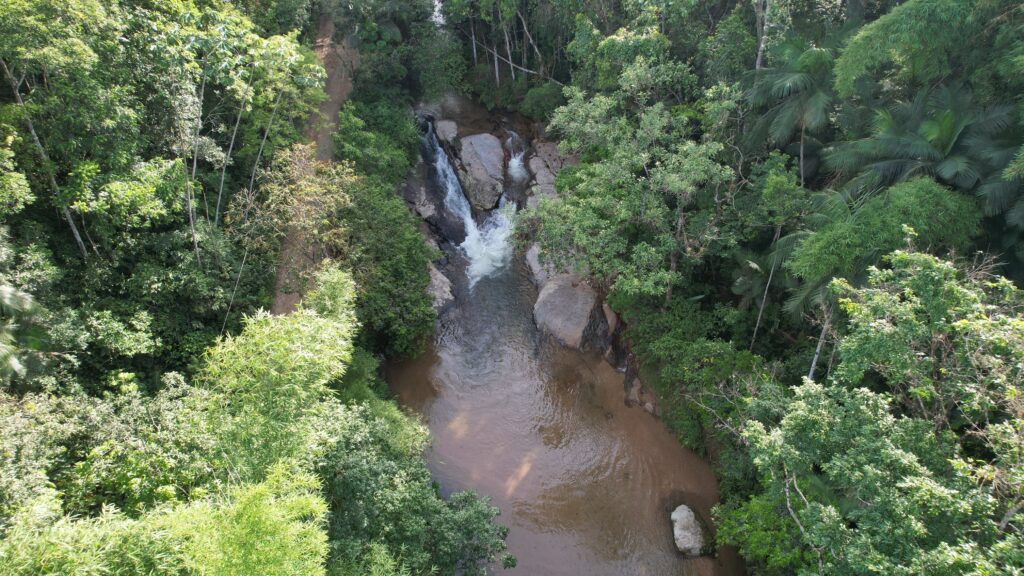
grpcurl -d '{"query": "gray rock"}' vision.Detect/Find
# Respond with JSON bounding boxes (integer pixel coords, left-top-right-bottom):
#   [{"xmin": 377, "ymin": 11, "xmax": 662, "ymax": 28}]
[
  {"xmin": 458, "ymin": 133, "xmax": 505, "ymax": 212},
  {"xmin": 427, "ymin": 263, "xmax": 453, "ymax": 312},
  {"xmin": 533, "ymin": 275, "xmax": 607, "ymax": 350},
  {"xmin": 671, "ymin": 505, "xmax": 705, "ymax": 557},
  {"xmin": 525, "ymin": 243, "xmax": 554, "ymax": 288},
  {"xmin": 603, "ymin": 303, "xmax": 619, "ymax": 336},
  {"xmin": 525, "ymin": 141, "xmax": 577, "ymax": 208},
  {"xmin": 435, "ymin": 120, "xmax": 458, "ymax": 146},
  {"xmin": 403, "ymin": 160, "xmax": 465, "ymax": 244}
]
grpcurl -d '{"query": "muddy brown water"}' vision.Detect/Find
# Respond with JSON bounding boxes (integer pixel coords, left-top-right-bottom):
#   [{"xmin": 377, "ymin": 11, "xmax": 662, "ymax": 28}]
[{"xmin": 387, "ymin": 255, "xmax": 743, "ymax": 576}]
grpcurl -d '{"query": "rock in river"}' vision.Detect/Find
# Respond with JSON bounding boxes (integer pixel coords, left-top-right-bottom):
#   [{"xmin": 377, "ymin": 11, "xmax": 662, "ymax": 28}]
[
  {"xmin": 428, "ymin": 263, "xmax": 454, "ymax": 312},
  {"xmin": 458, "ymin": 133, "xmax": 505, "ymax": 212},
  {"xmin": 670, "ymin": 504, "xmax": 704, "ymax": 557},
  {"xmin": 533, "ymin": 274, "xmax": 607, "ymax": 350}
]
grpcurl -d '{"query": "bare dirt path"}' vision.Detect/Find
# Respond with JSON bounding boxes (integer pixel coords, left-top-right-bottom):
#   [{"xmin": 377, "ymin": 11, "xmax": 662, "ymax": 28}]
[{"xmin": 271, "ymin": 13, "xmax": 359, "ymax": 314}]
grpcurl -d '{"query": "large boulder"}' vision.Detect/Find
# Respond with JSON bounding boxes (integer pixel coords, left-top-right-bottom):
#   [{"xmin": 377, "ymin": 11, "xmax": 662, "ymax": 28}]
[
  {"xmin": 670, "ymin": 505, "xmax": 705, "ymax": 557},
  {"xmin": 527, "ymin": 141, "xmax": 578, "ymax": 209},
  {"xmin": 435, "ymin": 119, "xmax": 458, "ymax": 146},
  {"xmin": 458, "ymin": 133, "xmax": 505, "ymax": 212},
  {"xmin": 533, "ymin": 275, "xmax": 607, "ymax": 350},
  {"xmin": 525, "ymin": 243, "xmax": 554, "ymax": 288},
  {"xmin": 427, "ymin": 263, "xmax": 453, "ymax": 312}
]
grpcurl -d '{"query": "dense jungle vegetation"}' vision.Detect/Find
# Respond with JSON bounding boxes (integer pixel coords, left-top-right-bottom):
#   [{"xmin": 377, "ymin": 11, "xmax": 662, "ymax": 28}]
[{"xmin": 1, "ymin": 0, "xmax": 1022, "ymax": 575}]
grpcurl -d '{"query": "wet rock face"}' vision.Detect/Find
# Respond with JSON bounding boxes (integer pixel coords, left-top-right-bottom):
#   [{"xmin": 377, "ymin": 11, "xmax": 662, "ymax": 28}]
[
  {"xmin": 670, "ymin": 505, "xmax": 705, "ymax": 557},
  {"xmin": 533, "ymin": 274, "xmax": 608, "ymax": 350},
  {"xmin": 403, "ymin": 159, "xmax": 467, "ymax": 245},
  {"xmin": 457, "ymin": 133, "xmax": 505, "ymax": 212}
]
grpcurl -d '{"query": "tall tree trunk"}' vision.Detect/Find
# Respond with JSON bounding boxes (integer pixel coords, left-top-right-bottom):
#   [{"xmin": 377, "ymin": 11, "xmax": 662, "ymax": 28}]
[
  {"xmin": 1, "ymin": 59, "xmax": 88, "ymax": 258},
  {"xmin": 664, "ymin": 207, "xmax": 687, "ymax": 306},
  {"xmin": 503, "ymin": 23, "xmax": 515, "ymax": 81},
  {"xmin": 221, "ymin": 246, "xmax": 248, "ymax": 335},
  {"xmin": 216, "ymin": 63, "xmax": 257, "ymax": 226},
  {"xmin": 518, "ymin": 10, "xmax": 546, "ymax": 76},
  {"xmin": 799, "ymin": 125, "xmax": 806, "ymax": 188},
  {"xmin": 807, "ymin": 307, "xmax": 830, "ymax": 380},
  {"xmin": 248, "ymin": 90, "xmax": 284, "ymax": 193},
  {"xmin": 750, "ymin": 224, "xmax": 783, "ymax": 350},
  {"xmin": 470, "ymin": 19, "xmax": 478, "ymax": 66},
  {"xmin": 186, "ymin": 58, "xmax": 208, "ymax": 263},
  {"xmin": 493, "ymin": 39, "xmax": 500, "ymax": 85},
  {"xmin": 755, "ymin": 0, "xmax": 771, "ymax": 70}
]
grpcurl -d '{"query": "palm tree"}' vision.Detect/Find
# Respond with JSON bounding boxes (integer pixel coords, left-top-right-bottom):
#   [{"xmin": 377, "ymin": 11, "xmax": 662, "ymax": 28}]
[
  {"xmin": 826, "ymin": 85, "xmax": 1017, "ymax": 201},
  {"xmin": 0, "ymin": 283, "xmax": 39, "ymax": 383},
  {"xmin": 747, "ymin": 40, "xmax": 836, "ymax": 186}
]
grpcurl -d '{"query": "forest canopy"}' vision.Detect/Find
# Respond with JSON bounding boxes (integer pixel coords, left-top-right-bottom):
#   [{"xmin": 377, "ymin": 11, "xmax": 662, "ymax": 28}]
[{"xmin": 1, "ymin": 0, "xmax": 1022, "ymax": 575}]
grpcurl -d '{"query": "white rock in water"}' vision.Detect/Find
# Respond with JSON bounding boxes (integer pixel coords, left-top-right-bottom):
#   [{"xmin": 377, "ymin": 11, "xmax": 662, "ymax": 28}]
[
  {"xmin": 671, "ymin": 505, "xmax": 704, "ymax": 557},
  {"xmin": 427, "ymin": 263, "xmax": 453, "ymax": 311}
]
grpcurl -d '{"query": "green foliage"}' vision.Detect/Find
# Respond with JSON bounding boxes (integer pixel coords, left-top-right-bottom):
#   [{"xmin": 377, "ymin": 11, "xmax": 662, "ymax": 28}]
[
  {"xmin": 334, "ymin": 102, "xmax": 419, "ymax": 186},
  {"xmin": 0, "ymin": 126, "xmax": 32, "ymax": 219},
  {"xmin": 330, "ymin": 102, "xmax": 436, "ymax": 356},
  {"xmin": 0, "ymin": 463, "xmax": 328, "ymax": 576},
  {"xmin": 697, "ymin": 5, "xmax": 757, "ymax": 85},
  {"xmin": 834, "ymin": 0, "xmax": 979, "ymax": 97},
  {"xmin": 203, "ymin": 264, "xmax": 357, "ymax": 481},
  {"xmin": 317, "ymin": 402, "xmax": 510, "ymax": 576},
  {"xmin": 518, "ymin": 81, "xmax": 566, "ymax": 121},
  {"xmin": 341, "ymin": 179, "xmax": 437, "ymax": 356},
  {"xmin": 739, "ymin": 380, "xmax": 999, "ymax": 575},
  {"xmin": 787, "ymin": 178, "xmax": 979, "ymax": 282},
  {"xmin": 164, "ymin": 463, "xmax": 329, "ymax": 576}
]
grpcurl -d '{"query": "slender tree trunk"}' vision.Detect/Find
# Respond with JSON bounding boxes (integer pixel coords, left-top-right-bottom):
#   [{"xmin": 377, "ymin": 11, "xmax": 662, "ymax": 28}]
[
  {"xmin": 186, "ymin": 59, "xmax": 208, "ymax": 263},
  {"xmin": 470, "ymin": 20, "xmax": 478, "ymax": 66},
  {"xmin": 1, "ymin": 59, "xmax": 88, "ymax": 258},
  {"xmin": 503, "ymin": 23, "xmax": 515, "ymax": 81},
  {"xmin": 221, "ymin": 246, "xmax": 248, "ymax": 335},
  {"xmin": 755, "ymin": 0, "xmax": 771, "ymax": 70},
  {"xmin": 750, "ymin": 224, "xmax": 782, "ymax": 350},
  {"xmin": 518, "ymin": 10, "xmax": 546, "ymax": 76},
  {"xmin": 808, "ymin": 307, "xmax": 830, "ymax": 380},
  {"xmin": 493, "ymin": 39, "xmax": 500, "ymax": 85},
  {"xmin": 248, "ymin": 90, "xmax": 284, "ymax": 193},
  {"xmin": 216, "ymin": 63, "xmax": 257, "ymax": 226},
  {"xmin": 799, "ymin": 126, "xmax": 806, "ymax": 188},
  {"xmin": 664, "ymin": 207, "xmax": 687, "ymax": 306}
]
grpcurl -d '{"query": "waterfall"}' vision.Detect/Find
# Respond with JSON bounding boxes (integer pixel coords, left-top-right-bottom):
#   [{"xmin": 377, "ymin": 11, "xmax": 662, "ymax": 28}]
[
  {"xmin": 424, "ymin": 122, "xmax": 514, "ymax": 286},
  {"xmin": 508, "ymin": 151, "xmax": 528, "ymax": 184}
]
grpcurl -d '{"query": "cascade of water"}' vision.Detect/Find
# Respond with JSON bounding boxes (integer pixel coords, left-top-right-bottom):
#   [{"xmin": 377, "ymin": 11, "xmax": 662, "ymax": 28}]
[
  {"xmin": 424, "ymin": 122, "xmax": 513, "ymax": 286},
  {"xmin": 507, "ymin": 151, "xmax": 528, "ymax": 184}
]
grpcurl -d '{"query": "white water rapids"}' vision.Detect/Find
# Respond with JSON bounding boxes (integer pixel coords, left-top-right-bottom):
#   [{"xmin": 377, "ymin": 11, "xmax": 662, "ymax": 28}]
[{"xmin": 425, "ymin": 123, "xmax": 515, "ymax": 286}]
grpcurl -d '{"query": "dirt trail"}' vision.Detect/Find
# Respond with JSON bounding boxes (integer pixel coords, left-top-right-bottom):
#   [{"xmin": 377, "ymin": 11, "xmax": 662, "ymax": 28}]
[{"xmin": 271, "ymin": 13, "xmax": 359, "ymax": 314}]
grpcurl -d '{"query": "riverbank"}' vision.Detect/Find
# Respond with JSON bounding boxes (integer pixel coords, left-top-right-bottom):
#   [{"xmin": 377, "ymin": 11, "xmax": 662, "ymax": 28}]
[{"xmin": 387, "ymin": 100, "xmax": 743, "ymax": 575}]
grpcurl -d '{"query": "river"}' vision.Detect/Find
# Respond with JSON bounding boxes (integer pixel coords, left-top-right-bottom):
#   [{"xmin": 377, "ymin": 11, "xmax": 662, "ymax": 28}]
[{"xmin": 386, "ymin": 124, "xmax": 742, "ymax": 576}]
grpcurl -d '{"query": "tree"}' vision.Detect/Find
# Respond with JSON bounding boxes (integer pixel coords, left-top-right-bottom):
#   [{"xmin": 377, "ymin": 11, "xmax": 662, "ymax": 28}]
[
  {"xmin": 747, "ymin": 40, "xmax": 835, "ymax": 186},
  {"xmin": 826, "ymin": 86, "xmax": 1016, "ymax": 199}
]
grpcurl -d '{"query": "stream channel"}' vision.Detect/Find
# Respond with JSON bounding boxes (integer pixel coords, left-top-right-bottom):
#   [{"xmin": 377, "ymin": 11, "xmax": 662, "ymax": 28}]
[{"xmin": 386, "ymin": 122, "xmax": 742, "ymax": 576}]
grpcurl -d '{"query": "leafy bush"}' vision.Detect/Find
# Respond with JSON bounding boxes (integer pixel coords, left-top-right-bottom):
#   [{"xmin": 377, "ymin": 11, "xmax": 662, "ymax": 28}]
[{"xmin": 518, "ymin": 82, "xmax": 566, "ymax": 121}]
